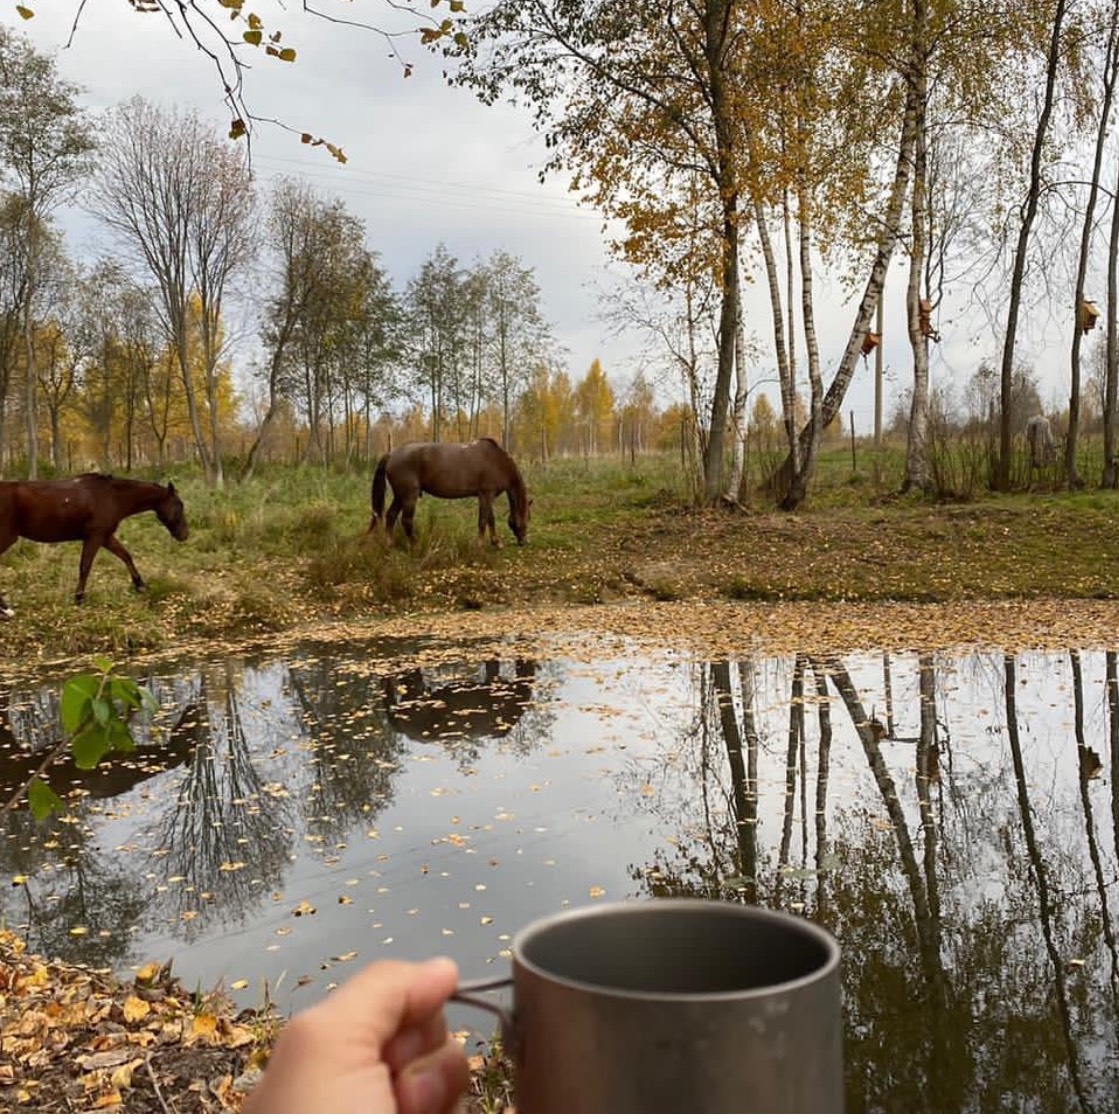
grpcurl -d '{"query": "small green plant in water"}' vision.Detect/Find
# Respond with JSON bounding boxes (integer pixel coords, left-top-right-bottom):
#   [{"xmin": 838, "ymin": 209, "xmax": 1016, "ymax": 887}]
[{"xmin": 23, "ymin": 656, "xmax": 156, "ymax": 820}]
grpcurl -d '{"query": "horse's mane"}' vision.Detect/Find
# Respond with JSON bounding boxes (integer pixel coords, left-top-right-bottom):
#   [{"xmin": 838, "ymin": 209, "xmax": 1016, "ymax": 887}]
[{"xmin": 77, "ymin": 473, "xmax": 169, "ymax": 494}]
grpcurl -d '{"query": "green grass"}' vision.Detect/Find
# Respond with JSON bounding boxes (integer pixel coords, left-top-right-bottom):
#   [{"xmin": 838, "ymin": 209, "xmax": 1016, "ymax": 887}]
[{"xmin": 5, "ymin": 444, "xmax": 1119, "ymax": 664}]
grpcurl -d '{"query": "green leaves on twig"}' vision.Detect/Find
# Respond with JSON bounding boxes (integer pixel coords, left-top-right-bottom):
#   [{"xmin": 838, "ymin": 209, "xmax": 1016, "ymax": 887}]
[{"xmin": 25, "ymin": 657, "xmax": 157, "ymax": 821}]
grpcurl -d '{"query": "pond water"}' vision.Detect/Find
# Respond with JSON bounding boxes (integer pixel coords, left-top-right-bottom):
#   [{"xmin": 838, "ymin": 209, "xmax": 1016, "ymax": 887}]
[{"xmin": 2, "ymin": 632, "xmax": 1119, "ymax": 1111}]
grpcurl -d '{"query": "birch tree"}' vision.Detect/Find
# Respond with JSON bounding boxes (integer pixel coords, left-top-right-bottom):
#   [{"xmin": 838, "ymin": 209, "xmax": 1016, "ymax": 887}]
[
  {"xmin": 1069, "ymin": 0, "xmax": 1119, "ymax": 487},
  {"xmin": 88, "ymin": 98, "xmax": 256, "ymax": 489},
  {"xmin": 0, "ymin": 27, "xmax": 95, "ymax": 478},
  {"xmin": 481, "ymin": 249, "xmax": 551, "ymax": 449},
  {"xmin": 450, "ymin": 0, "xmax": 745, "ymax": 503},
  {"xmin": 406, "ymin": 243, "xmax": 468, "ymax": 441},
  {"xmin": 996, "ymin": 0, "xmax": 1069, "ymax": 490}
]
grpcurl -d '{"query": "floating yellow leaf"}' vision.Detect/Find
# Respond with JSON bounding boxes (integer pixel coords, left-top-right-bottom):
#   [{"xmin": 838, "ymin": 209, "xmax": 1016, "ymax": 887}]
[
  {"xmin": 589, "ymin": 886, "xmax": 606, "ymax": 898},
  {"xmin": 231, "ymin": 979, "xmax": 249, "ymax": 991}
]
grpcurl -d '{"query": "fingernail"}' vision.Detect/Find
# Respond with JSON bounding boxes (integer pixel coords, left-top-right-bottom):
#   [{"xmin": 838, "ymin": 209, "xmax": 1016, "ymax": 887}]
[{"xmin": 402, "ymin": 1067, "xmax": 444, "ymax": 1113}]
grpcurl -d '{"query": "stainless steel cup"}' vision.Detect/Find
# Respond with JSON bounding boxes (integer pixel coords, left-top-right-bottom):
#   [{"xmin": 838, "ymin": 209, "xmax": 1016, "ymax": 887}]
[{"xmin": 454, "ymin": 899, "xmax": 843, "ymax": 1113}]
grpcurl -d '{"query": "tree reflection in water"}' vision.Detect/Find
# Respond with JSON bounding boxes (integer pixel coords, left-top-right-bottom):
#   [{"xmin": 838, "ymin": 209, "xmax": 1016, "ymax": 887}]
[
  {"xmin": 4, "ymin": 640, "xmax": 1119, "ymax": 1110},
  {"xmin": 0, "ymin": 681, "xmax": 201, "ymax": 967},
  {"xmin": 147, "ymin": 663, "xmax": 295, "ymax": 938},
  {"xmin": 283, "ymin": 651, "xmax": 407, "ymax": 849},
  {"xmin": 631, "ymin": 651, "xmax": 1119, "ymax": 1112}
]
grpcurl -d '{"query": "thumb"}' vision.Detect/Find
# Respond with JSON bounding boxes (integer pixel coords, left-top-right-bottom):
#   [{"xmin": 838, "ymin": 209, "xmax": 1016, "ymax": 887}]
[{"xmin": 314, "ymin": 957, "xmax": 460, "ymax": 1052}]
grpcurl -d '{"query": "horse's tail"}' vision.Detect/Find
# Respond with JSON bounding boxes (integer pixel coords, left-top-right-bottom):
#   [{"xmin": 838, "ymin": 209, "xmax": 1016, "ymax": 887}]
[{"xmin": 368, "ymin": 454, "xmax": 389, "ymax": 533}]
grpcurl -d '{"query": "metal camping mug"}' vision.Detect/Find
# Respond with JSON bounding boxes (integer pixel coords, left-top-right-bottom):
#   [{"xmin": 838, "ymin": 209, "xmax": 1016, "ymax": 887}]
[{"xmin": 453, "ymin": 899, "xmax": 844, "ymax": 1113}]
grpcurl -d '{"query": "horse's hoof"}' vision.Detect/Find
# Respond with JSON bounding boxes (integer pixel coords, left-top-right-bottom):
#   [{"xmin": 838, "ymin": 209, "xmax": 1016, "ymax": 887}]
[{"xmin": 0, "ymin": 605, "xmax": 13, "ymax": 620}]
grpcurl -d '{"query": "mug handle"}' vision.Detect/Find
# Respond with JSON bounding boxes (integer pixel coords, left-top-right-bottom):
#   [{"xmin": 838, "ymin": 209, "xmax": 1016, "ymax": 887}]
[{"xmin": 450, "ymin": 975, "xmax": 517, "ymax": 1053}]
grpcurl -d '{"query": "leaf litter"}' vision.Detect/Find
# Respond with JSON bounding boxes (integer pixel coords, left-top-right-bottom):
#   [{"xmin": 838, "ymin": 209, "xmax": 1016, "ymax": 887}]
[{"xmin": 0, "ymin": 930, "xmax": 276, "ymax": 1113}]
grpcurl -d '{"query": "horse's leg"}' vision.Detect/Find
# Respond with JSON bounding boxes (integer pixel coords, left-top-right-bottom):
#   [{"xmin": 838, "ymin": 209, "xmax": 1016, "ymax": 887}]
[
  {"xmin": 476, "ymin": 497, "xmax": 488, "ymax": 547},
  {"xmin": 478, "ymin": 494, "xmax": 499, "ymax": 548},
  {"xmin": 104, "ymin": 534, "xmax": 146, "ymax": 592},
  {"xmin": 400, "ymin": 495, "xmax": 419, "ymax": 544},
  {"xmin": 0, "ymin": 531, "xmax": 16, "ymax": 618},
  {"xmin": 386, "ymin": 496, "xmax": 403, "ymax": 538},
  {"xmin": 75, "ymin": 536, "xmax": 105, "ymax": 604}
]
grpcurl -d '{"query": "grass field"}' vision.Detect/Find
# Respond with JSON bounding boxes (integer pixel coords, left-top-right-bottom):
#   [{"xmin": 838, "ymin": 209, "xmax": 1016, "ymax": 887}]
[{"xmin": 1, "ymin": 446, "xmax": 1118, "ymax": 664}]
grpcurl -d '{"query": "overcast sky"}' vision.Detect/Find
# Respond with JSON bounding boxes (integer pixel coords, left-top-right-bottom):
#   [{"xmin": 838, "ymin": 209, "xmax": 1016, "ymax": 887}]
[{"xmin": 0, "ymin": 1, "xmax": 1085, "ymax": 433}]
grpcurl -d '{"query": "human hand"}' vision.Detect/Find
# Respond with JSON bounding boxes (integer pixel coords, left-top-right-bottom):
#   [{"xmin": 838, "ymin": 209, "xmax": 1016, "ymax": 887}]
[{"xmin": 243, "ymin": 956, "xmax": 469, "ymax": 1114}]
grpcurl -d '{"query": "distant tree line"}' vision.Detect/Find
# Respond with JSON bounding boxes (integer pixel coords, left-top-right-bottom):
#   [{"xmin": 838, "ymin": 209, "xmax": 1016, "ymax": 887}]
[
  {"xmin": 9, "ymin": 0, "xmax": 1119, "ymax": 507},
  {"xmin": 0, "ymin": 29, "xmax": 671, "ymax": 485}
]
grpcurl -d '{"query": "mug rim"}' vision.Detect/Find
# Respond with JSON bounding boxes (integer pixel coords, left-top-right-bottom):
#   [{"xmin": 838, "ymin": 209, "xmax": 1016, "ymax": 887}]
[{"xmin": 510, "ymin": 898, "xmax": 841, "ymax": 1002}]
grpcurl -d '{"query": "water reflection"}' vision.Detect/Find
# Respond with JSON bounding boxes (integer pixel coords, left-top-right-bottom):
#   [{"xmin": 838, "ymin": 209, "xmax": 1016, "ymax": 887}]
[
  {"xmin": 2, "ymin": 640, "xmax": 1119, "ymax": 1110},
  {"xmin": 629, "ymin": 650, "xmax": 1119, "ymax": 1111},
  {"xmin": 384, "ymin": 659, "xmax": 537, "ymax": 762},
  {"xmin": 0, "ymin": 683, "xmax": 198, "ymax": 808}
]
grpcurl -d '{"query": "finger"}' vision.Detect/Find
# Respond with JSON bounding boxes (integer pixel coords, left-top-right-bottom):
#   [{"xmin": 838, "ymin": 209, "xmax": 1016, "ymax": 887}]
[
  {"xmin": 394, "ymin": 1036, "xmax": 471, "ymax": 1114},
  {"xmin": 315, "ymin": 957, "xmax": 460, "ymax": 1054},
  {"xmin": 382, "ymin": 1009, "xmax": 449, "ymax": 1072}
]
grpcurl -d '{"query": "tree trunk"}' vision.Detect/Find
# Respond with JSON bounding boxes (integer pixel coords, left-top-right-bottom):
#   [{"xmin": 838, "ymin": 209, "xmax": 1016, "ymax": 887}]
[
  {"xmin": 1069, "ymin": 1, "xmax": 1119, "ymax": 487},
  {"xmin": 769, "ymin": 75, "xmax": 918, "ymax": 505},
  {"xmin": 49, "ymin": 405, "xmax": 61, "ymax": 472},
  {"xmin": 1105, "ymin": 154, "xmax": 1119, "ymax": 487},
  {"xmin": 242, "ymin": 398, "xmax": 278, "ymax": 484},
  {"xmin": 21, "ymin": 238, "xmax": 37, "ymax": 479},
  {"xmin": 704, "ymin": 195, "xmax": 740, "ymax": 503},
  {"xmin": 788, "ymin": 172, "xmax": 824, "ymax": 508},
  {"xmin": 904, "ymin": 31, "xmax": 931, "ymax": 495},
  {"xmin": 701, "ymin": 2, "xmax": 741, "ymax": 505},
  {"xmin": 177, "ymin": 333, "xmax": 215, "ymax": 485},
  {"xmin": 726, "ymin": 283, "xmax": 748, "ymax": 501},
  {"xmin": 997, "ymin": 0, "xmax": 1067, "ymax": 491},
  {"xmin": 753, "ymin": 193, "xmax": 796, "ymax": 483}
]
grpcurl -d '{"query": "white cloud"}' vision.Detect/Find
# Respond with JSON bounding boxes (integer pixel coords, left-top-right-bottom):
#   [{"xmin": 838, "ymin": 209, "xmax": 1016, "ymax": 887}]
[
  {"xmin": 7, "ymin": 2, "xmax": 640, "ymax": 395},
  {"xmin": 3, "ymin": 2, "xmax": 1078, "ymax": 434}
]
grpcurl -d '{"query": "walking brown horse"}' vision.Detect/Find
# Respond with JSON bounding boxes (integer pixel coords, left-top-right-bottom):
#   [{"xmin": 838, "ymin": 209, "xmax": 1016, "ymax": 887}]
[
  {"xmin": 367, "ymin": 438, "xmax": 531, "ymax": 546},
  {"xmin": 0, "ymin": 473, "xmax": 189, "ymax": 616}
]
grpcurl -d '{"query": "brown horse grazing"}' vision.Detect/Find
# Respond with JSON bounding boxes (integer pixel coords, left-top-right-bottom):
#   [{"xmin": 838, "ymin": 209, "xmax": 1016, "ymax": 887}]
[
  {"xmin": 0, "ymin": 473, "xmax": 189, "ymax": 616},
  {"xmin": 368, "ymin": 438, "xmax": 531, "ymax": 546}
]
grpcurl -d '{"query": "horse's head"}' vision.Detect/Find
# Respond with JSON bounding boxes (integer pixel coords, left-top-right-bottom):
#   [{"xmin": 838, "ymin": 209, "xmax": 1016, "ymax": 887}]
[
  {"xmin": 158, "ymin": 481, "xmax": 190, "ymax": 542},
  {"xmin": 509, "ymin": 494, "xmax": 532, "ymax": 546}
]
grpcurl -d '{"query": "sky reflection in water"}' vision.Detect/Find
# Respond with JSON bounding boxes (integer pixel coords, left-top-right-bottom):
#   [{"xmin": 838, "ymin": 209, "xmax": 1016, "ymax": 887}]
[{"xmin": 2, "ymin": 637, "xmax": 1118, "ymax": 1111}]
